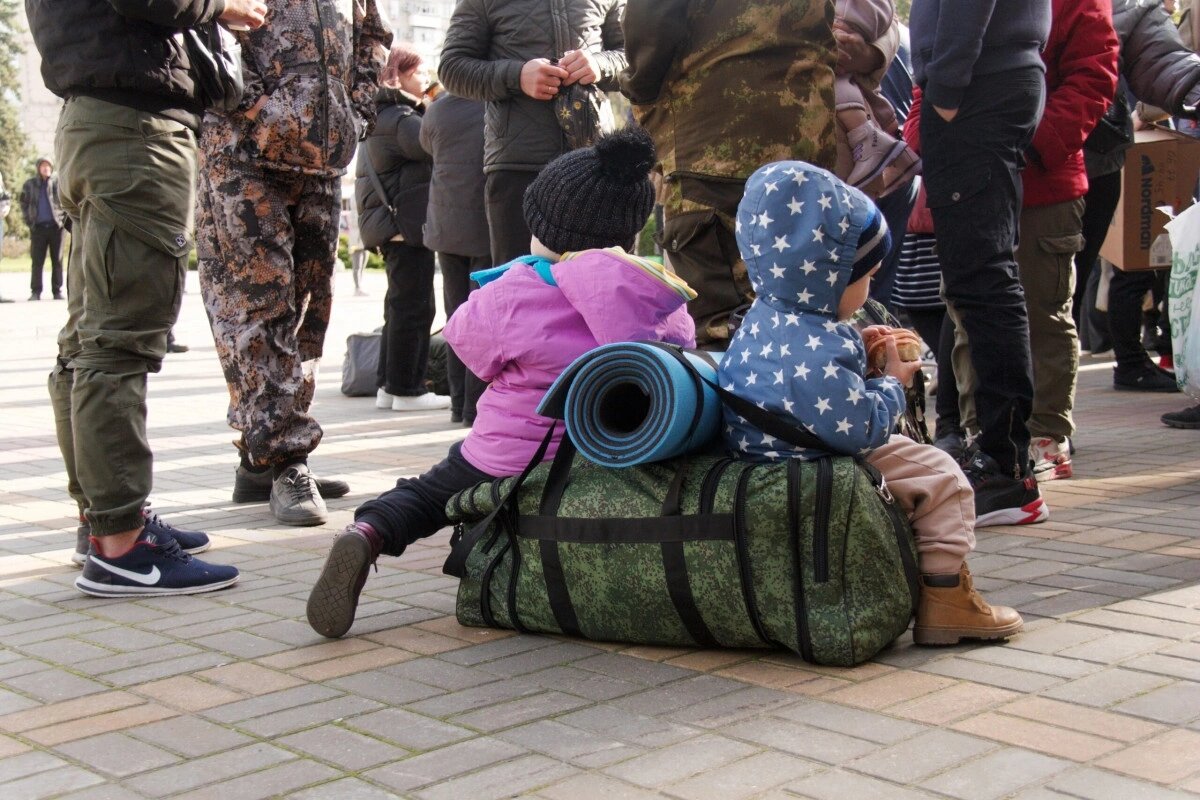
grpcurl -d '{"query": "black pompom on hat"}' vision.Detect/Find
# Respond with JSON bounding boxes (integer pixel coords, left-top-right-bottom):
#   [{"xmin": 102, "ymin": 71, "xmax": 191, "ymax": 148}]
[{"xmin": 523, "ymin": 127, "xmax": 656, "ymax": 254}]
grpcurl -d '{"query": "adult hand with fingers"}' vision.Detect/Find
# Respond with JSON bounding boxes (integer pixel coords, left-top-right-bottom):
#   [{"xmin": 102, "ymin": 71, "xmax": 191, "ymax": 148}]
[
  {"xmin": 520, "ymin": 58, "xmax": 569, "ymax": 100},
  {"xmin": 559, "ymin": 49, "xmax": 600, "ymax": 85},
  {"xmin": 220, "ymin": 0, "xmax": 268, "ymax": 30}
]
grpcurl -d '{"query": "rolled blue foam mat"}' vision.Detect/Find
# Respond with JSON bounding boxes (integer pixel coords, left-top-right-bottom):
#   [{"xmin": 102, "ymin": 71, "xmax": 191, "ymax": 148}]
[{"xmin": 538, "ymin": 342, "xmax": 722, "ymax": 468}]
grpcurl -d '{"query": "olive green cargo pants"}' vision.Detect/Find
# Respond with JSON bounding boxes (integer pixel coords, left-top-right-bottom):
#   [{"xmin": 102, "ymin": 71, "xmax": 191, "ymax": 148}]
[{"xmin": 48, "ymin": 96, "xmax": 195, "ymax": 535}]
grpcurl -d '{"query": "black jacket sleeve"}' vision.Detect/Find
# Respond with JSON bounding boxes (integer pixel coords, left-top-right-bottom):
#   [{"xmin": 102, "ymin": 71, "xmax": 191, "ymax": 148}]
[
  {"xmin": 439, "ymin": 0, "xmax": 525, "ymax": 102},
  {"xmin": 619, "ymin": 0, "xmax": 690, "ymax": 104},
  {"xmin": 106, "ymin": 0, "xmax": 226, "ymax": 28},
  {"xmin": 1124, "ymin": 0, "xmax": 1200, "ymax": 115}
]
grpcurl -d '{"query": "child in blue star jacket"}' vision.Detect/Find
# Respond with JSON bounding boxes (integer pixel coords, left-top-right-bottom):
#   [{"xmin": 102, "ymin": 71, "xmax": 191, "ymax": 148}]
[{"xmin": 719, "ymin": 161, "xmax": 1022, "ymax": 645}]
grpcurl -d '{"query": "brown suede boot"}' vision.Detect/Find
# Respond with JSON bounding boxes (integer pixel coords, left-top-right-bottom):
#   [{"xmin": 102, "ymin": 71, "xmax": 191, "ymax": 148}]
[{"xmin": 913, "ymin": 563, "xmax": 1023, "ymax": 645}]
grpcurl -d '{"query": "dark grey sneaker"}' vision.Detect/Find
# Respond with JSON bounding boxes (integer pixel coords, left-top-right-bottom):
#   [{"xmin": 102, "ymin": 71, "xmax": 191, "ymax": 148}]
[
  {"xmin": 269, "ymin": 464, "xmax": 328, "ymax": 526},
  {"xmin": 232, "ymin": 465, "xmax": 350, "ymax": 503}
]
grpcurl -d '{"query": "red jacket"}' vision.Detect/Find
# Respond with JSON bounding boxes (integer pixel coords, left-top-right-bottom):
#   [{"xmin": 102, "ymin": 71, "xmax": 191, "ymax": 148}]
[{"xmin": 1024, "ymin": 0, "xmax": 1118, "ymax": 207}]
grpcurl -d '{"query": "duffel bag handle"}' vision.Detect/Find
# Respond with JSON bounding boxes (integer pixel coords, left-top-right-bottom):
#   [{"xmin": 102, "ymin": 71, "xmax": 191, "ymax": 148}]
[{"xmin": 443, "ymin": 422, "xmax": 559, "ymax": 578}]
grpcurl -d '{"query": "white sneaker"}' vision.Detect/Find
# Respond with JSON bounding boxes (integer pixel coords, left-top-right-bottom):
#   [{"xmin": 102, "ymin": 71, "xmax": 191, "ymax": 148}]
[
  {"xmin": 1030, "ymin": 436, "xmax": 1072, "ymax": 482},
  {"xmin": 392, "ymin": 393, "xmax": 451, "ymax": 412},
  {"xmin": 375, "ymin": 388, "xmax": 395, "ymax": 409}
]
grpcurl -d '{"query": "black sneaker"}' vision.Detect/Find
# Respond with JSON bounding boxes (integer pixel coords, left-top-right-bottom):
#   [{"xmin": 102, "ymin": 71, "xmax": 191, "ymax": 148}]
[
  {"xmin": 1163, "ymin": 404, "xmax": 1200, "ymax": 429},
  {"xmin": 963, "ymin": 451, "xmax": 1049, "ymax": 528},
  {"xmin": 232, "ymin": 464, "xmax": 349, "ymax": 504},
  {"xmin": 1113, "ymin": 363, "xmax": 1179, "ymax": 392},
  {"xmin": 72, "ymin": 510, "xmax": 211, "ymax": 567},
  {"xmin": 306, "ymin": 523, "xmax": 382, "ymax": 638},
  {"xmin": 270, "ymin": 463, "xmax": 328, "ymax": 526},
  {"xmin": 932, "ymin": 430, "xmax": 966, "ymax": 463},
  {"xmin": 75, "ymin": 529, "xmax": 238, "ymax": 597}
]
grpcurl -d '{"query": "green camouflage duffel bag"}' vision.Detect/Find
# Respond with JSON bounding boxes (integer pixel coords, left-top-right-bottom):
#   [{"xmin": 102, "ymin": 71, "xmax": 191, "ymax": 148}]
[{"xmin": 443, "ymin": 435, "xmax": 919, "ymax": 667}]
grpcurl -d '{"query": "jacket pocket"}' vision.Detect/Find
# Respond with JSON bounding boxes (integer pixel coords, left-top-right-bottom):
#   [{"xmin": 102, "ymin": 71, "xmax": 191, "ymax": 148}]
[
  {"xmin": 324, "ymin": 77, "xmax": 359, "ymax": 171},
  {"xmin": 244, "ymin": 73, "xmax": 325, "ymax": 170}
]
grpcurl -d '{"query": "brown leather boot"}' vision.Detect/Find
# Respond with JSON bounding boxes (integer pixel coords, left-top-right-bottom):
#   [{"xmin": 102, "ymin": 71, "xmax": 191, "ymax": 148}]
[{"xmin": 913, "ymin": 563, "xmax": 1023, "ymax": 645}]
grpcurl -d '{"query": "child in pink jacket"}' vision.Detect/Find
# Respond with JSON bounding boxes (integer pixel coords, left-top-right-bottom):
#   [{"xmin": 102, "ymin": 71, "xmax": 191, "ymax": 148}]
[{"xmin": 307, "ymin": 128, "xmax": 697, "ymax": 638}]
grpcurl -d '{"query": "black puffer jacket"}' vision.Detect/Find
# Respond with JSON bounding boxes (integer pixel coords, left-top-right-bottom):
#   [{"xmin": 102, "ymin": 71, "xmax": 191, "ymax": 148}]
[
  {"xmin": 439, "ymin": 0, "xmax": 626, "ymax": 173},
  {"xmin": 419, "ymin": 94, "xmax": 489, "ymax": 259},
  {"xmin": 1087, "ymin": 0, "xmax": 1200, "ymax": 175},
  {"xmin": 26, "ymin": 0, "xmax": 226, "ymax": 130},
  {"xmin": 355, "ymin": 89, "xmax": 432, "ymax": 250}
]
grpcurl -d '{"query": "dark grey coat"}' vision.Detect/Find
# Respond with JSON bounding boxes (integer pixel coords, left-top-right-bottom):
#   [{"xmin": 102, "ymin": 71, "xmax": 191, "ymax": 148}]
[
  {"xmin": 1086, "ymin": 0, "xmax": 1200, "ymax": 176},
  {"xmin": 419, "ymin": 94, "xmax": 490, "ymax": 258},
  {"xmin": 438, "ymin": 0, "xmax": 627, "ymax": 173}
]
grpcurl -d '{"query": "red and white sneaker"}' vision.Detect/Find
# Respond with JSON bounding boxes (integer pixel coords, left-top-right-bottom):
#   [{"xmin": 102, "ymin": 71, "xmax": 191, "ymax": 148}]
[{"xmin": 1030, "ymin": 437, "xmax": 1072, "ymax": 482}]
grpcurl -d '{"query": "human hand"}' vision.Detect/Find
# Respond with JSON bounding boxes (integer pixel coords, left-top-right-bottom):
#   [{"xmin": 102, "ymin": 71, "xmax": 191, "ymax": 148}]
[
  {"xmin": 559, "ymin": 49, "xmax": 600, "ymax": 86},
  {"xmin": 934, "ymin": 105, "xmax": 958, "ymax": 123},
  {"xmin": 219, "ymin": 0, "xmax": 268, "ymax": 30},
  {"xmin": 520, "ymin": 58, "xmax": 570, "ymax": 100},
  {"xmin": 243, "ymin": 95, "xmax": 269, "ymax": 121},
  {"xmin": 860, "ymin": 325, "xmax": 892, "ymax": 353},
  {"xmin": 833, "ymin": 22, "xmax": 884, "ymax": 76}
]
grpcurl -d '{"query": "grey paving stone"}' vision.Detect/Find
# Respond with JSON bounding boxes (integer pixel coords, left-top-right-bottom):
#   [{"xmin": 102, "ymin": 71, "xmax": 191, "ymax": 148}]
[
  {"xmin": 557, "ymin": 705, "xmax": 699, "ymax": 748},
  {"xmin": 326, "ymin": 671, "xmax": 445, "ymax": 705},
  {"xmin": 203, "ymin": 685, "xmax": 342, "ymax": 724},
  {"xmin": 383, "ymin": 657, "xmax": 498, "ymax": 691},
  {"xmin": 451, "ymin": 690, "xmax": 591, "ymax": 732},
  {"xmin": 1048, "ymin": 766, "xmax": 1196, "ymax": 799},
  {"xmin": 918, "ymin": 748, "xmax": 1070, "ymax": 800},
  {"xmin": 663, "ymin": 686, "xmax": 800, "ymax": 729},
  {"xmin": 127, "ymin": 715, "xmax": 254, "ymax": 758},
  {"xmin": 243, "ymin": 619, "xmax": 327, "ymax": 647},
  {"xmin": 1018, "ymin": 591, "xmax": 1123, "ymax": 618},
  {"xmin": 774, "ymin": 700, "xmax": 929, "ymax": 744},
  {"xmin": 53, "ymin": 784, "xmax": 148, "ymax": 800},
  {"xmin": 523, "ymin": 666, "xmax": 644, "ymax": 701},
  {"xmin": 102, "ymin": 653, "xmax": 230, "ymax": 687},
  {"xmin": 413, "ymin": 753, "xmax": 578, "ymax": 800},
  {"xmin": 1043, "ymin": 668, "xmax": 1174, "ymax": 708},
  {"xmin": 845, "ymin": 729, "xmax": 997, "ymax": 783},
  {"xmin": 278, "ymin": 724, "xmax": 408, "ymax": 770},
  {"xmin": 170, "ymin": 759, "xmax": 340, "ymax": 800},
  {"xmin": 958, "ymin": 642, "xmax": 1104, "ymax": 679},
  {"xmin": 1112, "ymin": 681, "xmax": 1200, "ymax": 724},
  {"xmin": 238, "ymin": 695, "xmax": 382, "ymax": 738},
  {"xmin": 364, "ymin": 737, "xmax": 527, "ymax": 793},
  {"xmin": 537, "ymin": 773, "xmax": 672, "ymax": 800},
  {"xmin": 0, "ymin": 750, "xmax": 68, "ymax": 782},
  {"xmin": 344, "ymin": 708, "xmax": 474, "ymax": 751},
  {"xmin": 4, "ymin": 668, "xmax": 108, "ymax": 702},
  {"xmin": 572, "ymin": 653, "xmax": 694, "ymax": 686},
  {"xmin": 724, "ymin": 717, "xmax": 879, "ymax": 765},
  {"xmin": 472, "ymin": 642, "xmax": 604, "ymax": 677},
  {"xmin": 192, "ymin": 631, "xmax": 293, "ymax": 658},
  {"xmin": 610, "ymin": 675, "xmax": 744, "ymax": 717},
  {"xmin": 787, "ymin": 768, "xmax": 943, "ymax": 800},
  {"xmin": 75, "ymin": 644, "xmax": 203, "ymax": 676},
  {"xmin": 438, "ymin": 636, "xmax": 557, "ymax": 667},
  {"xmin": 125, "ymin": 743, "xmax": 295, "ymax": 797},
  {"xmin": 19, "ymin": 639, "xmax": 115, "ymax": 665},
  {"xmin": 664, "ymin": 751, "xmax": 821, "ymax": 800},
  {"xmin": 918, "ymin": 656, "xmax": 1064, "ymax": 692},
  {"xmin": 56, "ymin": 733, "xmax": 180, "ymax": 778},
  {"xmin": 0, "ymin": 766, "xmax": 106, "ymax": 800},
  {"xmin": 405, "ymin": 676, "xmax": 543, "ymax": 718},
  {"xmin": 0, "ymin": 687, "xmax": 39, "ymax": 716},
  {"xmin": 496, "ymin": 719, "xmax": 643, "ymax": 768},
  {"xmin": 286, "ymin": 777, "xmax": 404, "ymax": 800}
]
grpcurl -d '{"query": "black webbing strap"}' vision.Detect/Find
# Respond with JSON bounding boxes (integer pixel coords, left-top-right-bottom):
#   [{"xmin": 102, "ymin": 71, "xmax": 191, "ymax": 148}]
[
  {"xmin": 539, "ymin": 539, "xmax": 582, "ymax": 637},
  {"xmin": 444, "ymin": 422, "xmax": 558, "ymax": 578},
  {"xmin": 539, "ymin": 435, "xmax": 577, "ymax": 515},
  {"xmin": 661, "ymin": 540, "xmax": 719, "ymax": 647}
]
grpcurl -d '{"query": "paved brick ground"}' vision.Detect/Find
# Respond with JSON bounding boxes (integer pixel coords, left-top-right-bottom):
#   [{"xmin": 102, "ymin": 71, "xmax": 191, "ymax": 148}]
[{"xmin": 1, "ymin": 267, "xmax": 1199, "ymax": 799}]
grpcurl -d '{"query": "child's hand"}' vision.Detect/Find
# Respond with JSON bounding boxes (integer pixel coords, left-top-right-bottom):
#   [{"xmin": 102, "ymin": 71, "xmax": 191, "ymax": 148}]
[
  {"xmin": 860, "ymin": 325, "xmax": 892, "ymax": 352},
  {"xmin": 883, "ymin": 337, "xmax": 923, "ymax": 387}
]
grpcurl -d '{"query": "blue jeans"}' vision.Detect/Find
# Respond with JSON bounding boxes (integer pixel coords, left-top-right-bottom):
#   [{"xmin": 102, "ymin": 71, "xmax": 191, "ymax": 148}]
[
  {"xmin": 355, "ymin": 442, "xmax": 494, "ymax": 555},
  {"xmin": 921, "ymin": 67, "xmax": 1045, "ymax": 476}
]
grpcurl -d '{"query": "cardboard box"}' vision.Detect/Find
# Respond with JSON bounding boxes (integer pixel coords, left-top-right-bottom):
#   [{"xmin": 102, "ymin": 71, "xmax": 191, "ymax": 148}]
[{"xmin": 1100, "ymin": 128, "xmax": 1200, "ymax": 271}]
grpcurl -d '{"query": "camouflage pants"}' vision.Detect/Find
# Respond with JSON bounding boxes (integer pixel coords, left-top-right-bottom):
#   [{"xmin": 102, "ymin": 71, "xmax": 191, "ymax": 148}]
[
  {"xmin": 196, "ymin": 154, "xmax": 339, "ymax": 468},
  {"xmin": 660, "ymin": 178, "xmax": 751, "ymax": 348}
]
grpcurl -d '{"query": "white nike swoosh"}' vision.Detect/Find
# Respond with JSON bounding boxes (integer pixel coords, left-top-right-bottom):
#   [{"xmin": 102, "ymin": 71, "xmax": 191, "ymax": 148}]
[{"xmin": 91, "ymin": 558, "xmax": 161, "ymax": 586}]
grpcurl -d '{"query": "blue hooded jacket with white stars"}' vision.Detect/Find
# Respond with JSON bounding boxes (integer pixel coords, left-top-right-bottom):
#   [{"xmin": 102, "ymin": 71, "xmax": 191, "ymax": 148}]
[{"xmin": 718, "ymin": 161, "xmax": 905, "ymax": 461}]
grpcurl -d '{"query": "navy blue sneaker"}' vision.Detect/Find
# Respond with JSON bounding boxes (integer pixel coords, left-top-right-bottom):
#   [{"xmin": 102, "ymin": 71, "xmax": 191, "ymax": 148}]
[
  {"xmin": 72, "ymin": 510, "xmax": 211, "ymax": 566},
  {"xmin": 75, "ymin": 529, "xmax": 238, "ymax": 597}
]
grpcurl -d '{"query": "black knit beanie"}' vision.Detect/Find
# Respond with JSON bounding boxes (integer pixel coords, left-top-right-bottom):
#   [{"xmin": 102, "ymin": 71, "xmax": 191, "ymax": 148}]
[{"xmin": 522, "ymin": 126, "xmax": 656, "ymax": 254}]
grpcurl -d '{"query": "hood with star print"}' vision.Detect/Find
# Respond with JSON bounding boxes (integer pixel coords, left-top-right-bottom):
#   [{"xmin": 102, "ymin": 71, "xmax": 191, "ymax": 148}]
[{"xmin": 718, "ymin": 161, "xmax": 905, "ymax": 461}]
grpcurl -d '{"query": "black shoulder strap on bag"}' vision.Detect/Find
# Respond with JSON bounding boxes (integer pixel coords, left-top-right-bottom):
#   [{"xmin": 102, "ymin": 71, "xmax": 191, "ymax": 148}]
[
  {"xmin": 443, "ymin": 422, "xmax": 558, "ymax": 578},
  {"xmin": 362, "ymin": 150, "xmax": 399, "ymax": 224},
  {"xmin": 641, "ymin": 342, "xmax": 832, "ymax": 454}
]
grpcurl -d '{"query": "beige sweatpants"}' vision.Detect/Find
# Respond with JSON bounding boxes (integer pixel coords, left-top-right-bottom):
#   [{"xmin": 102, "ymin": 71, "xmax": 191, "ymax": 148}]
[{"xmin": 867, "ymin": 435, "xmax": 975, "ymax": 575}]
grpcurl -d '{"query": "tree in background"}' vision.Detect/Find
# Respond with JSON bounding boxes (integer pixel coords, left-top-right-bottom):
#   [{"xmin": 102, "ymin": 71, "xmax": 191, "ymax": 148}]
[{"xmin": 0, "ymin": 0, "xmax": 34, "ymax": 242}]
